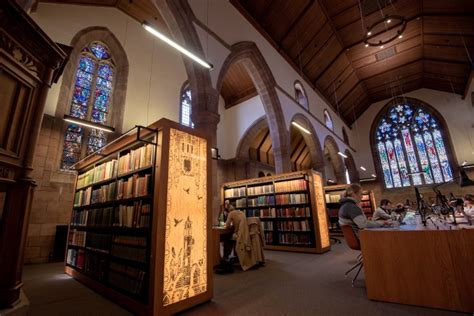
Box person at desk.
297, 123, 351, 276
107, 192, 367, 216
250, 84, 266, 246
218, 200, 234, 226
463, 194, 474, 218
339, 184, 388, 236
372, 199, 393, 222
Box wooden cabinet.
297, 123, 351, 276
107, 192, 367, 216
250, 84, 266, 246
0, 0, 67, 307
65, 119, 212, 315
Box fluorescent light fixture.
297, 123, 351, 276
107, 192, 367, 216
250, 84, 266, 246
462, 160, 468, 166
367, 31, 372, 36
360, 166, 366, 171
328, 179, 335, 183
387, 19, 392, 23
365, 43, 369, 47
142, 22, 213, 69
337, 152, 348, 158
398, 35, 403, 39
64, 115, 115, 133
291, 121, 311, 135
380, 45, 385, 49
371, 174, 377, 178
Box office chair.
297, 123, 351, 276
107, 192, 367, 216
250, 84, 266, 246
340, 225, 363, 287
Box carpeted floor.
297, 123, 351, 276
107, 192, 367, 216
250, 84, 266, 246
23, 241, 466, 315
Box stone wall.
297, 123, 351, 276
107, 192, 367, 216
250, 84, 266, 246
25, 115, 75, 264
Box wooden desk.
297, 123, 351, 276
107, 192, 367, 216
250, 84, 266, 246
212, 226, 233, 268
360, 224, 474, 313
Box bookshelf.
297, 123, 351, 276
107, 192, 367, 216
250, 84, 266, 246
65, 119, 212, 315
221, 170, 330, 254
324, 184, 377, 218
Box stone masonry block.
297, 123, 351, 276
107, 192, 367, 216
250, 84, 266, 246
40, 223, 56, 236
27, 224, 41, 237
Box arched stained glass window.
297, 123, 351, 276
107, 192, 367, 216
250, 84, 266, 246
180, 83, 194, 128
375, 102, 453, 188
62, 42, 114, 169
324, 110, 333, 130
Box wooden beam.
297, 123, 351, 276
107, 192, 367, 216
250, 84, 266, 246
278, 0, 315, 43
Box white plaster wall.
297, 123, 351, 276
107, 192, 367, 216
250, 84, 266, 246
217, 95, 266, 159
352, 86, 474, 179
189, 0, 352, 148
31, 3, 187, 131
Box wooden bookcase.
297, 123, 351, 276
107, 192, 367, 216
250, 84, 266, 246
221, 170, 330, 254
65, 119, 212, 316
324, 184, 377, 218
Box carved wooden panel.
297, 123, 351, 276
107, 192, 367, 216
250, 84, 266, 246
0, 66, 32, 159
163, 129, 208, 306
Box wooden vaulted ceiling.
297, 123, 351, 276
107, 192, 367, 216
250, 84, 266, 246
249, 125, 311, 171
231, 0, 474, 125
38, 0, 169, 34
221, 62, 258, 108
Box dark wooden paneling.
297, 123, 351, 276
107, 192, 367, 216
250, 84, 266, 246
221, 62, 257, 108
304, 37, 342, 80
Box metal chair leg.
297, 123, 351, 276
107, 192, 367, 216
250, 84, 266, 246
345, 260, 362, 276
351, 262, 364, 287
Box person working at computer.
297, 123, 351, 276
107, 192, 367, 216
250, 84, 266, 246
339, 184, 390, 236
372, 199, 393, 222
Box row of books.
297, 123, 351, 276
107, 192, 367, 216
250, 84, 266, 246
85, 252, 107, 280
74, 187, 92, 207
77, 160, 118, 189
247, 208, 276, 218
69, 229, 86, 247
276, 220, 311, 232
117, 174, 151, 200
361, 194, 370, 201
264, 232, 273, 244
232, 198, 246, 208
112, 235, 147, 247
224, 187, 246, 198
67, 248, 85, 269
109, 262, 146, 295
86, 233, 111, 252
276, 207, 311, 218
247, 184, 274, 196
360, 201, 371, 208
111, 243, 147, 263
83, 207, 114, 227
248, 196, 275, 207
262, 222, 273, 230
116, 202, 151, 228
325, 194, 341, 203
118, 144, 154, 175
91, 182, 116, 205
275, 193, 307, 205
278, 233, 311, 245
274, 179, 306, 193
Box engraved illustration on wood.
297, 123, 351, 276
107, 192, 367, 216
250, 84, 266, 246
163, 129, 207, 306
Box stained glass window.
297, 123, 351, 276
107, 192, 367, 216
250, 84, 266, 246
61, 42, 115, 169
375, 102, 453, 188
324, 110, 333, 130
180, 84, 194, 128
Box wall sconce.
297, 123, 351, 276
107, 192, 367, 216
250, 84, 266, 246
211, 147, 220, 160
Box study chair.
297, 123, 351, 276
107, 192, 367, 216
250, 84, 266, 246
340, 225, 363, 287
327, 208, 342, 244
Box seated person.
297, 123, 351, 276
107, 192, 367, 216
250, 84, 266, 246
218, 200, 233, 226
372, 199, 393, 222
463, 194, 474, 217
339, 184, 389, 236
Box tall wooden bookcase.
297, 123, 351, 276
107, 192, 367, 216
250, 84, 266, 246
324, 184, 377, 218
65, 119, 212, 315
221, 170, 330, 254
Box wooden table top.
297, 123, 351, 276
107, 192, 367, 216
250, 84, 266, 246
364, 222, 474, 232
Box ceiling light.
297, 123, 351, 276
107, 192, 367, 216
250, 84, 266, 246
371, 174, 377, 178
367, 31, 372, 36
328, 179, 335, 183
398, 35, 403, 39
387, 19, 392, 23
380, 45, 384, 49
360, 166, 366, 171
338, 152, 348, 158
142, 23, 213, 69
462, 160, 468, 166
64, 115, 115, 133
291, 121, 311, 135
365, 43, 369, 47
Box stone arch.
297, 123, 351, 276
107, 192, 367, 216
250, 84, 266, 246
344, 149, 360, 183
217, 41, 291, 173
290, 113, 324, 174
324, 135, 345, 184
55, 26, 129, 133
235, 116, 269, 160
153, 0, 219, 134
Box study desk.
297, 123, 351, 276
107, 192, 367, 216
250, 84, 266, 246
360, 223, 474, 313
212, 226, 233, 268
